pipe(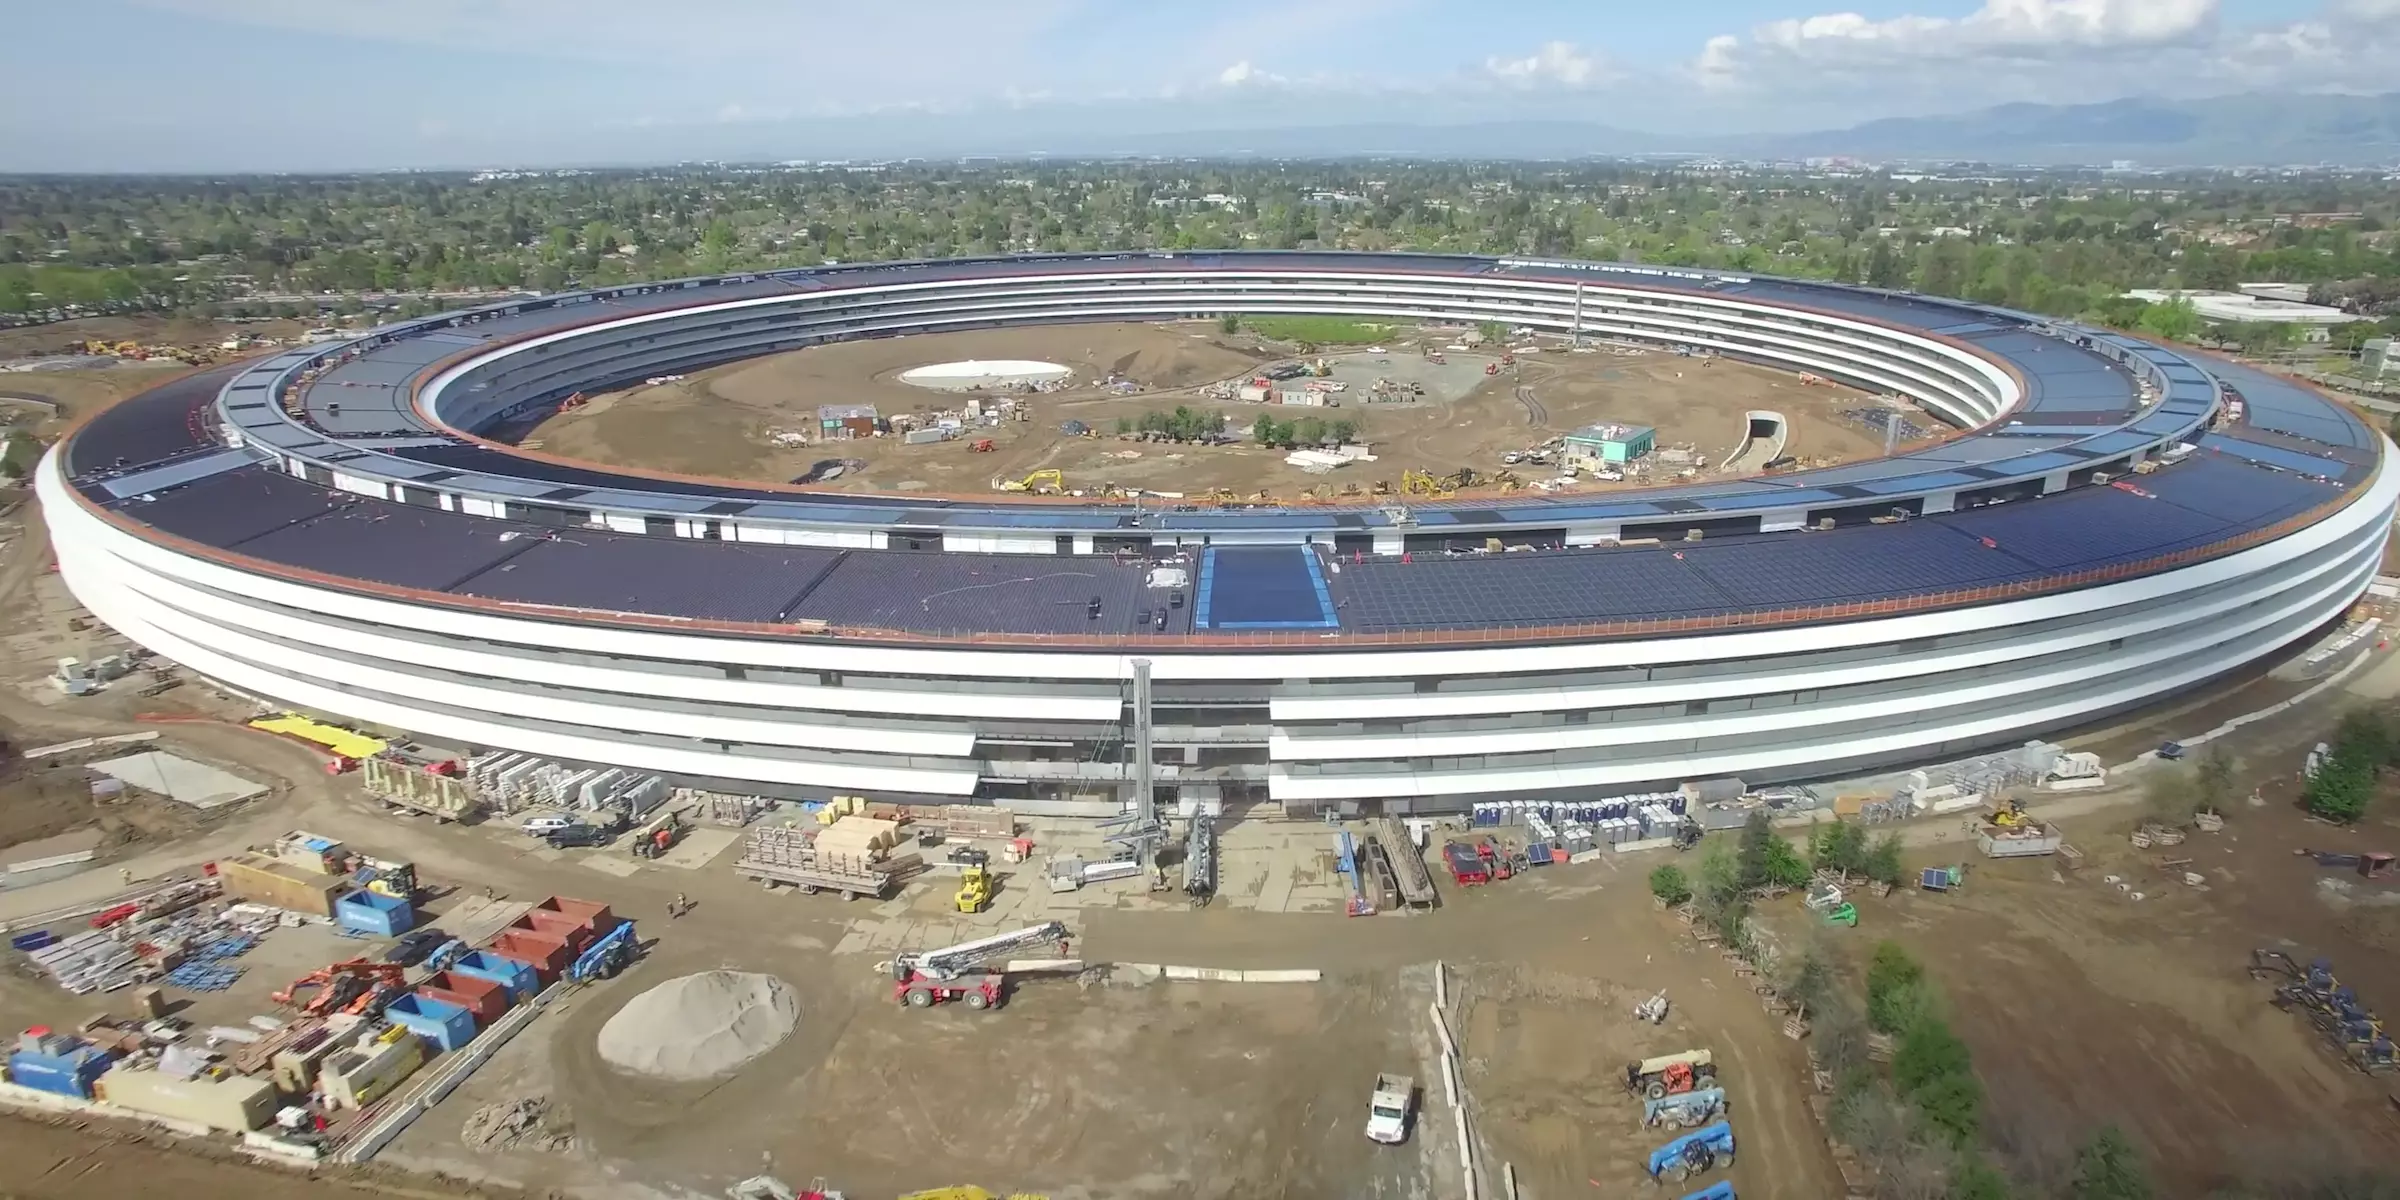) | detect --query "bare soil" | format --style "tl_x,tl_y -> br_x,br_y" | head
522,324 -> 1914,501
0,317 -> 309,361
